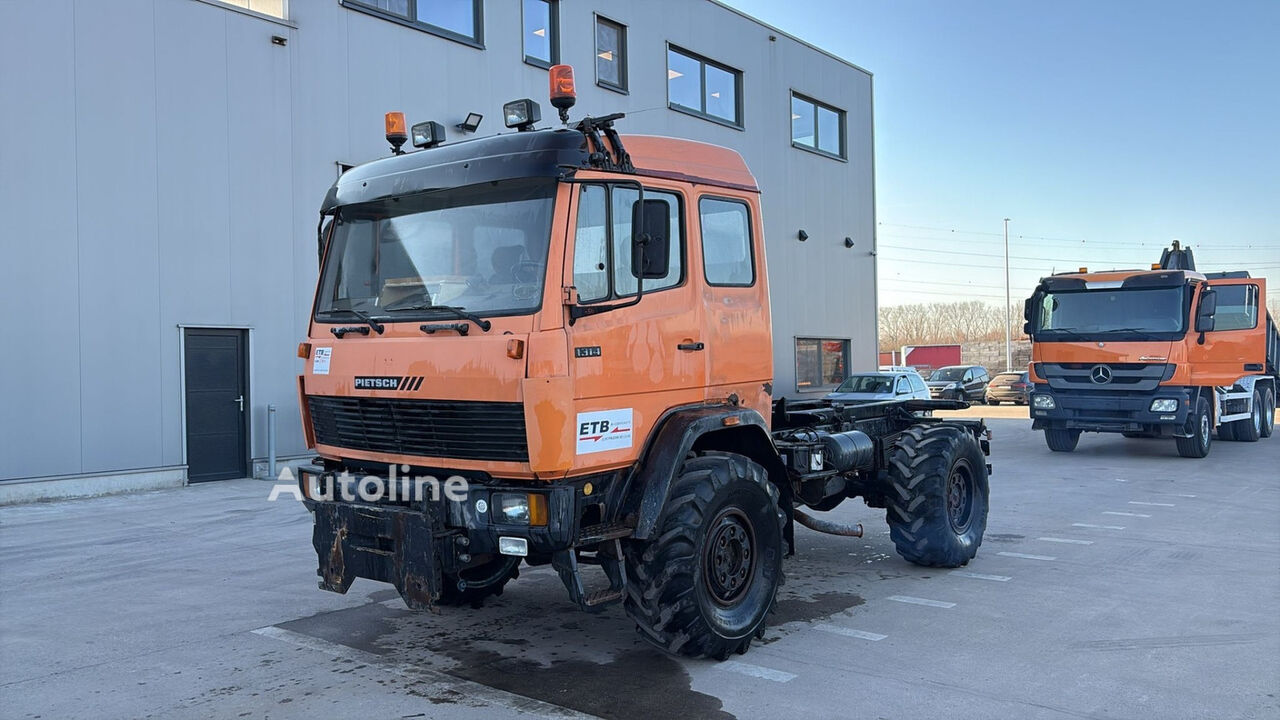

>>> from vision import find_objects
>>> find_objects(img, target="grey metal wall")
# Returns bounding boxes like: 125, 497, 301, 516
0, 0, 875, 483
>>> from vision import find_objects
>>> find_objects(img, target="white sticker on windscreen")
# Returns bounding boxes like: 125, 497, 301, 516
576, 409, 633, 455
312, 347, 332, 375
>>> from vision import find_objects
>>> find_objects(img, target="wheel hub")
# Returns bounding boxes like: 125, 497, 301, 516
947, 461, 975, 534
704, 509, 756, 606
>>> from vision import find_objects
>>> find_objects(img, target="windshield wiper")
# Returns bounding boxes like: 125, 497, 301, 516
325, 308, 384, 337
409, 304, 492, 332
1098, 327, 1163, 340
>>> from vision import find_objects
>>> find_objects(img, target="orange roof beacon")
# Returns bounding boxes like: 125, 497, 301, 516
295, 67, 994, 660
1024, 241, 1278, 457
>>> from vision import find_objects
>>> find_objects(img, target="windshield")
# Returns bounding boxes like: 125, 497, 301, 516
994, 373, 1025, 383
834, 374, 894, 393
1035, 287, 1187, 338
930, 368, 964, 381
316, 179, 556, 321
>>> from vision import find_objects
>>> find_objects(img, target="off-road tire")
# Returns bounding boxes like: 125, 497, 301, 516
436, 556, 520, 608
1045, 428, 1081, 452
886, 424, 989, 568
1176, 396, 1212, 458
624, 452, 785, 660
1261, 386, 1275, 439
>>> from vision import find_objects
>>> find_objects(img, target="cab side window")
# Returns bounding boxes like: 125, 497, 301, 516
1213, 285, 1259, 331
573, 184, 683, 302
698, 197, 755, 286
895, 377, 909, 394
910, 375, 927, 393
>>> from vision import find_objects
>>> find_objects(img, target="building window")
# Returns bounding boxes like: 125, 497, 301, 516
667, 46, 742, 128
573, 185, 684, 303
215, 0, 287, 18
791, 93, 845, 159
699, 197, 754, 286
522, 0, 558, 68
795, 338, 850, 392
342, 0, 482, 47
595, 16, 627, 92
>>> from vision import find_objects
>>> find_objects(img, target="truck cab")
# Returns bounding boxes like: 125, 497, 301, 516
1023, 246, 1277, 457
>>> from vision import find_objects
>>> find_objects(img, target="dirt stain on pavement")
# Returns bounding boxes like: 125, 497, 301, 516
771, 590, 865, 625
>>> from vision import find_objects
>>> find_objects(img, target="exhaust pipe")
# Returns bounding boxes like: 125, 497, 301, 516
793, 508, 864, 537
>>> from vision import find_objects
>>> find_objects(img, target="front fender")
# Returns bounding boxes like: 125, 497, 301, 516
625, 404, 774, 540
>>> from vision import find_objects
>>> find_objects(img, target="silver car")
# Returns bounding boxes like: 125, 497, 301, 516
826, 371, 931, 404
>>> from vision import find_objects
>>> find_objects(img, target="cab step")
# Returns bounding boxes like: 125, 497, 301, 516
552, 539, 627, 611
578, 521, 633, 545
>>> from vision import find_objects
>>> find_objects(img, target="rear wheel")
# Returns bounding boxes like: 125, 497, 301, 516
987, 399, 1001, 406
1044, 428, 1081, 452
1175, 397, 1212, 458
886, 424, 989, 568
1261, 387, 1275, 439
624, 452, 784, 660
1232, 389, 1263, 443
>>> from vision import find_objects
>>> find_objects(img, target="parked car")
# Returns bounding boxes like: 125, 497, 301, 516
926, 365, 990, 402
985, 371, 1030, 405
827, 371, 931, 404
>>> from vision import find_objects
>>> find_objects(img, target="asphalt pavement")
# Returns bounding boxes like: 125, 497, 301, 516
2, 415, 1277, 719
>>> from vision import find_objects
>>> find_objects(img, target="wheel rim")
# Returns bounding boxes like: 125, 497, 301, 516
946, 460, 976, 534
1253, 401, 1262, 434
703, 508, 757, 606
1200, 414, 1210, 445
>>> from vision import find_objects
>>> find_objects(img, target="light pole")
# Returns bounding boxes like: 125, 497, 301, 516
1003, 217, 1012, 372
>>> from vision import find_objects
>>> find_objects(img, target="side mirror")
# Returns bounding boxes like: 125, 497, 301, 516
1023, 296, 1035, 322
1195, 288, 1217, 333
631, 199, 671, 279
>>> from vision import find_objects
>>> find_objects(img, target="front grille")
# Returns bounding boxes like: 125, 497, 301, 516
307, 396, 528, 462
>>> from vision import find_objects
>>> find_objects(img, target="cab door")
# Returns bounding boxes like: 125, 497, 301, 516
696, 194, 772, 410
563, 181, 705, 453
1188, 277, 1267, 385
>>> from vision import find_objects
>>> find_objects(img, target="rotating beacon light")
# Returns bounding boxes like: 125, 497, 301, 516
549, 64, 576, 124
385, 111, 408, 155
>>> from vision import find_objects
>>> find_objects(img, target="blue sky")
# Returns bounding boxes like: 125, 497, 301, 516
722, 0, 1280, 307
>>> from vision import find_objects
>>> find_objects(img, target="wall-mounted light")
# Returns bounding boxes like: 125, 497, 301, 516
797, 229, 809, 242
844, 237, 855, 248
456, 112, 483, 134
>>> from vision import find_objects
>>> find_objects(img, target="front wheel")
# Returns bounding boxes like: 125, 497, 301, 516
624, 453, 784, 660
1045, 428, 1081, 452
1175, 396, 1212, 458
886, 424, 989, 568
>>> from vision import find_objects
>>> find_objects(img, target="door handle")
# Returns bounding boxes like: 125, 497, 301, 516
677, 342, 705, 352
234, 395, 244, 412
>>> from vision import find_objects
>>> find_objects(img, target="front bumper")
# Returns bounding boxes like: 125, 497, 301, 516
928, 386, 960, 399
986, 388, 1029, 402
298, 465, 581, 609
1029, 385, 1194, 434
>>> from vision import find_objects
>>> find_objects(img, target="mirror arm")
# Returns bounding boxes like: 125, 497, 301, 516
567, 181, 646, 326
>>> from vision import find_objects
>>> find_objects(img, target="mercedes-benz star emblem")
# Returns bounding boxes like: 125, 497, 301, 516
1090, 365, 1113, 384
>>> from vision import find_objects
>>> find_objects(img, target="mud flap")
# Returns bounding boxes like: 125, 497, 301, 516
312, 503, 442, 610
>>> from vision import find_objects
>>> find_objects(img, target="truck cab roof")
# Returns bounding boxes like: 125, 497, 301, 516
321, 126, 757, 213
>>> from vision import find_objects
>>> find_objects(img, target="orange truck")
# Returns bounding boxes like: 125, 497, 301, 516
293, 66, 993, 659
1024, 242, 1278, 457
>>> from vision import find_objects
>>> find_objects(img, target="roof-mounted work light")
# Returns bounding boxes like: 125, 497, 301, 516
385, 111, 408, 154
503, 99, 542, 131
456, 112, 483, 134
549, 64, 576, 124
411, 121, 446, 148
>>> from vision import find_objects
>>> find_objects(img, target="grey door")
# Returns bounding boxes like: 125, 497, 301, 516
184, 329, 249, 482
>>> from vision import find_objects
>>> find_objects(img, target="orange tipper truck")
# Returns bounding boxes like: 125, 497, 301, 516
292, 66, 993, 659
1023, 242, 1278, 458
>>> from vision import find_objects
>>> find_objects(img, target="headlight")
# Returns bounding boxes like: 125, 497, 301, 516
1033, 394, 1056, 409
492, 492, 548, 526
946, 383, 958, 389
1149, 398, 1179, 413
